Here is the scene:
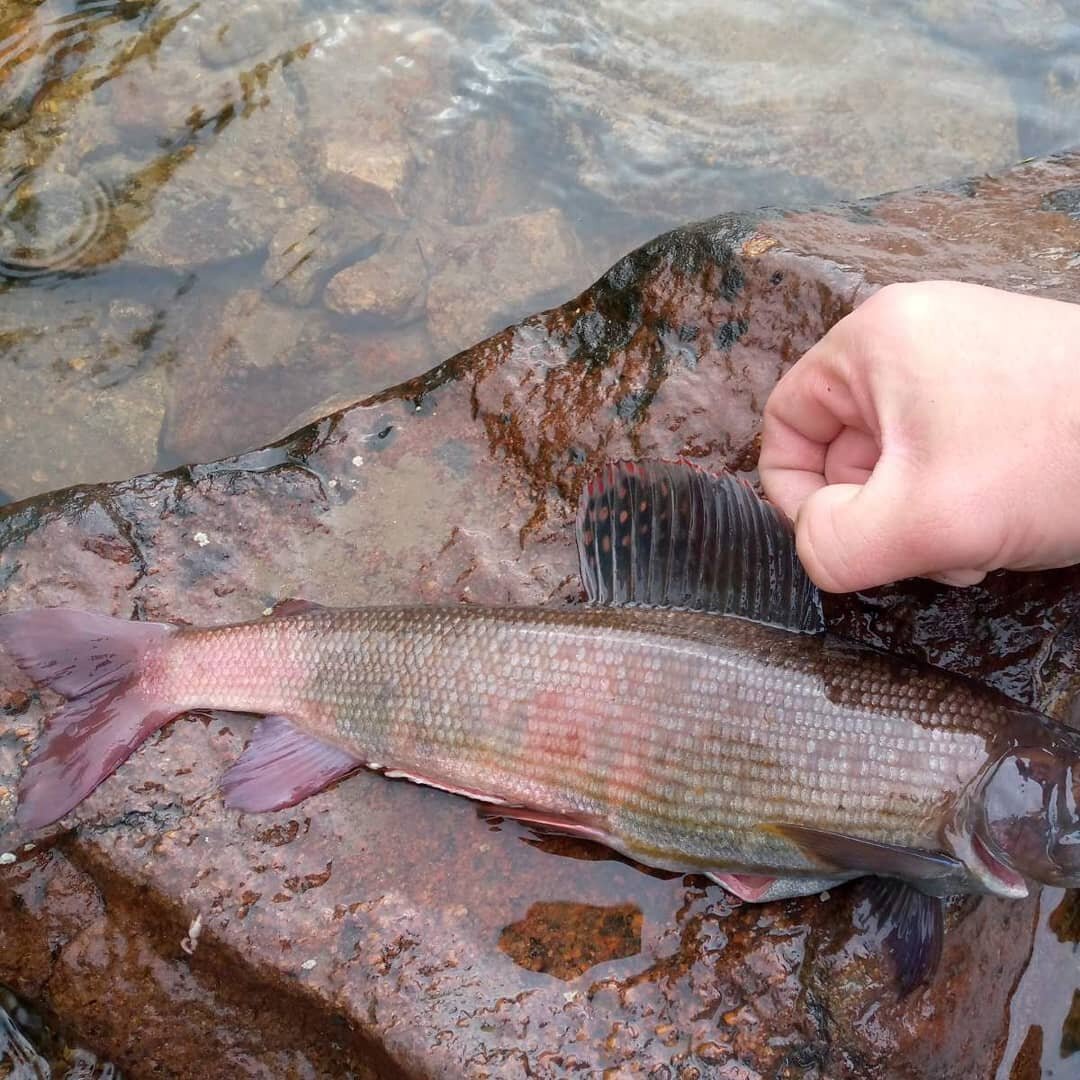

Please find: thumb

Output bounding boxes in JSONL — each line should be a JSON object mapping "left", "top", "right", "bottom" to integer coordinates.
{"left": 793, "top": 478, "right": 943, "bottom": 593}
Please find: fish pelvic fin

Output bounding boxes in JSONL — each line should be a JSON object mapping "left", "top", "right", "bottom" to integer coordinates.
{"left": 576, "top": 459, "right": 823, "bottom": 632}
{"left": 0, "top": 608, "right": 181, "bottom": 830}
{"left": 221, "top": 714, "right": 363, "bottom": 813}
{"left": 857, "top": 879, "right": 945, "bottom": 996}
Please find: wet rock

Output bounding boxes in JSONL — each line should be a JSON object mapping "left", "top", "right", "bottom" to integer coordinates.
{"left": 499, "top": 901, "right": 643, "bottom": 980}
{"left": 324, "top": 236, "right": 428, "bottom": 321}
{"left": 0, "top": 292, "right": 168, "bottom": 500}
{"left": 3, "top": 151, "right": 1080, "bottom": 1077}
{"left": 424, "top": 207, "right": 585, "bottom": 356}
{"left": 321, "top": 139, "right": 415, "bottom": 220}
{"left": 157, "top": 289, "right": 307, "bottom": 464}
{"left": 300, "top": 17, "right": 453, "bottom": 221}
{"left": 1049, "top": 890, "right": 1080, "bottom": 943}
{"left": 263, "top": 205, "right": 383, "bottom": 307}
{"left": 159, "top": 292, "right": 434, "bottom": 466}
{"left": 1009, "top": 1025, "right": 1044, "bottom": 1080}
{"left": 197, "top": 1, "right": 300, "bottom": 69}
{"left": 122, "top": 58, "right": 312, "bottom": 269}
{"left": 1064, "top": 992, "right": 1080, "bottom": 1057}
{"left": 409, "top": 112, "right": 533, "bottom": 227}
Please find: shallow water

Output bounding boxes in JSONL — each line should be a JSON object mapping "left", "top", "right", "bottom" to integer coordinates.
{"left": 0, "top": 0, "right": 1077, "bottom": 500}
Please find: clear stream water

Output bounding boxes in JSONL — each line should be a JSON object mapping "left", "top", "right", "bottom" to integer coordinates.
{"left": 0, "top": 1, "right": 1078, "bottom": 1076}
{"left": 0, "top": 0, "right": 1077, "bottom": 501}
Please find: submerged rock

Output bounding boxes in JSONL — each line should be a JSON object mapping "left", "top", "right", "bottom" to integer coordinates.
{"left": 2, "top": 151, "right": 1080, "bottom": 1078}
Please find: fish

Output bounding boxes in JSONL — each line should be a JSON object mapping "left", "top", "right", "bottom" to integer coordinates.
{"left": 1, "top": 459, "right": 1078, "bottom": 993}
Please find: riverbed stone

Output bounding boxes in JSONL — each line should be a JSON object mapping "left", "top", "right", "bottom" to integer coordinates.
{"left": 2, "top": 151, "right": 1080, "bottom": 1078}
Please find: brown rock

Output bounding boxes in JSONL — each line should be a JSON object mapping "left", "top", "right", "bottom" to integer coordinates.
{"left": 4, "top": 151, "right": 1080, "bottom": 1077}
{"left": 425, "top": 207, "right": 586, "bottom": 356}
{"left": 322, "top": 139, "right": 415, "bottom": 220}
{"left": 121, "top": 60, "right": 312, "bottom": 269}
{"left": 263, "top": 205, "right": 383, "bottom": 307}
{"left": 299, "top": 17, "right": 452, "bottom": 222}
{"left": 158, "top": 289, "right": 435, "bottom": 466}
{"left": 324, "top": 236, "right": 428, "bottom": 320}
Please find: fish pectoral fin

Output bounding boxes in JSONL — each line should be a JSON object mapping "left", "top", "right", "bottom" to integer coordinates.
{"left": 575, "top": 459, "right": 823, "bottom": 631}
{"left": 762, "top": 823, "right": 962, "bottom": 881}
{"left": 858, "top": 879, "right": 944, "bottom": 996}
{"left": 221, "top": 715, "right": 363, "bottom": 813}
{"left": 266, "top": 597, "right": 329, "bottom": 618}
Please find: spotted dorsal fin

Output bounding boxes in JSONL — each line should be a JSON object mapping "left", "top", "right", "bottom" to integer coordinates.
{"left": 575, "top": 459, "right": 823, "bottom": 632}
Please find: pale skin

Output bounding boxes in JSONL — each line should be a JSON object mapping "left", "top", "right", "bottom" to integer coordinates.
{"left": 759, "top": 280, "right": 1080, "bottom": 593}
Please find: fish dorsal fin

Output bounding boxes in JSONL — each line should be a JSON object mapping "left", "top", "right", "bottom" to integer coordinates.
{"left": 576, "top": 460, "right": 824, "bottom": 632}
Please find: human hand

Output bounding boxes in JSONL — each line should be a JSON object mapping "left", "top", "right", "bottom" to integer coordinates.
{"left": 759, "top": 281, "right": 1080, "bottom": 592}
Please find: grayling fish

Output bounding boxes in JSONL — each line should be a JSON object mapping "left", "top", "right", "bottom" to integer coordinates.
{"left": 2, "top": 460, "right": 1078, "bottom": 992}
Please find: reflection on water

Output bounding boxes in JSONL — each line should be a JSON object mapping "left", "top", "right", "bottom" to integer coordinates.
{"left": 0, "top": 0, "right": 1076, "bottom": 495}
{"left": 996, "top": 889, "right": 1080, "bottom": 1079}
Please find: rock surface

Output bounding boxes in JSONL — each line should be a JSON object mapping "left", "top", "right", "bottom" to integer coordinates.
{"left": 2, "top": 152, "right": 1080, "bottom": 1078}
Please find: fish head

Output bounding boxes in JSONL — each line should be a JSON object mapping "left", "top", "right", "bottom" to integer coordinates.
{"left": 973, "top": 744, "right": 1080, "bottom": 890}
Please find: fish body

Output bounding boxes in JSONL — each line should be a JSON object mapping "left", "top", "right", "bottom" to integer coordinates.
{"left": 144, "top": 603, "right": 1037, "bottom": 896}
{"left": 3, "top": 460, "right": 1078, "bottom": 991}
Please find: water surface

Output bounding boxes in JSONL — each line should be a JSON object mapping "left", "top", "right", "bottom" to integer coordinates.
{"left": 0, "top": 0, "right": 1076, "bottom": 499}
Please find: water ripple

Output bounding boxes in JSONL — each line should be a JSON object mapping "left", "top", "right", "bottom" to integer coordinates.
{"left": 0, "top": 168, "right": 113, "bottom": 280}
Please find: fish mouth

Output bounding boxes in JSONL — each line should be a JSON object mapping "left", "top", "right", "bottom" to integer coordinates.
{"left": 960, "top": 832, "right": 1029, "bottom": 898}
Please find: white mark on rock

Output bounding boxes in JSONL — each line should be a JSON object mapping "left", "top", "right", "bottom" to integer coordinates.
{"left": 301, "top": 958, "right": 317, "bottom": 971}
{"left": 0, "top": 852, "right": 15, "bottom": 866}
{"left": 193, "top": 531, "right": 210, "bottom": 547}
{"left": 181, "top": 911, "right": 203, "bottom": 955}
{"left": 351, "top": 455, "right": 364, "bottom": 467}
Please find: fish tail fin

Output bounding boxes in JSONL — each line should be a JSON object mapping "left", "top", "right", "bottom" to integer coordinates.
{"left": 0, "top": 608, "right": 181, "bottom": 830}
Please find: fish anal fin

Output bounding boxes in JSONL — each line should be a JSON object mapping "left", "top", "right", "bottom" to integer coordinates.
{"left": 857, "top": 879, "right": 944, "bottom": 996}
{"left": 381, "top": 767, "right": 510, "bottom": 805}
{"left": 575, "top": 460, "right": 823, "bottom": 632}
{"left": 484, "top": 804, "right": 613, "bottom": 845}
{"left": 221, "top": 715, "right": 363, "bottom": 813}
{"left": 763, "top": 823, "right": 962, "bottom": 882}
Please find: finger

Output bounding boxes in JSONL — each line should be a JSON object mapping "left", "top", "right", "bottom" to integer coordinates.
{"left": 926, "top": 568, "right": 987, "bottom": 587}
{"left": 794, "top": 471, "right": 955, "bottom": 592}
{"left": 824, "top": 427, "right": 879, "bottom": 486}
{"left": 760, "top": 345, "right": 867, "bottom": 518}
{"left": 759, "top": 408, "right": 828, "bottom": 518}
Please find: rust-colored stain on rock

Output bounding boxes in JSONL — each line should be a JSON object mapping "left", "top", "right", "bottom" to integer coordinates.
{"left": 499, "top": 901, "right": 644, "bottom": 980}
{"left": 1062, "top": 992, "right": 1080, "bottom": 1058}
{"left": 1050, "top": 890, "right": 1080, "bottom": 944}
{"left": 3, "top": 152, "right": 1080, "bottom": 1078}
